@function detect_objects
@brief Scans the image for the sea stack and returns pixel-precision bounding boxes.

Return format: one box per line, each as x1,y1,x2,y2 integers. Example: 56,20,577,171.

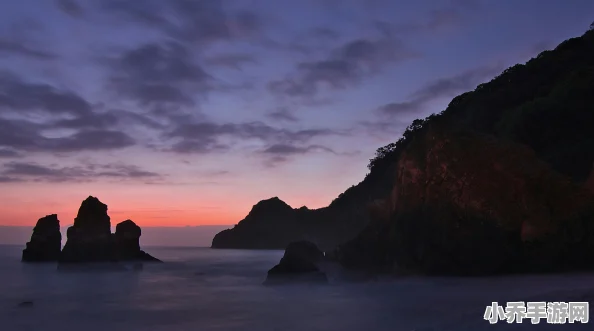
59,196,114,263
58,196,161,265
22,214,62,262
114,219,160,261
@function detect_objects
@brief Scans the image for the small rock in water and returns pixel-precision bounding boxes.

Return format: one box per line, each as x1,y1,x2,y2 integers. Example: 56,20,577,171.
18,301,33,308
264,240,328,285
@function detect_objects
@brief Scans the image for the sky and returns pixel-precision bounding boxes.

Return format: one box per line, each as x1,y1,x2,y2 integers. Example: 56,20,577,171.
0,0,593,229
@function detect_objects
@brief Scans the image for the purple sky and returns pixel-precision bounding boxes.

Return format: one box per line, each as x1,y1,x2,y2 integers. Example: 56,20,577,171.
0,0,592,227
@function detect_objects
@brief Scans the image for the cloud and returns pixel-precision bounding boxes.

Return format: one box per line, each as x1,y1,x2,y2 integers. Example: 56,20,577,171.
0,71,91,116
267,107,299,122
0,39,56,60
378,63,503,116
0,70,163,153
100,0,264,45
308,27,342,40
0,148,21,158
0,71,149,152
165,120,341,154
0,161,162,183
376,8,464,36
43,130,136,152
56,0,84,18
0,175,21,183
268,37,419,97
262,144,336,155
260,142,340,167
48,109,164,131
203,53,258,70
105,41,213,107
266,26,343,56
0,117,136,153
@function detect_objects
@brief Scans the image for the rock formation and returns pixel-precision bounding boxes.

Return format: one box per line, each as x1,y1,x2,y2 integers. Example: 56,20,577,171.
60,196,115,263
58,196,160,265
211,29,594,254
265,241,327,285
212,197,302,249
338,126,594,275
22,214,62,262
211,189,388,251
114,219,160,261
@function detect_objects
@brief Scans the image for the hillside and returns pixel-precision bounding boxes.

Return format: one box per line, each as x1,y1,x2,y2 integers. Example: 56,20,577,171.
212,29,594,252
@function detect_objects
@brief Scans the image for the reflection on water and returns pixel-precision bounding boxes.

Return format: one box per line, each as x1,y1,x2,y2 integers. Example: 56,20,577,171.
1,245,594,331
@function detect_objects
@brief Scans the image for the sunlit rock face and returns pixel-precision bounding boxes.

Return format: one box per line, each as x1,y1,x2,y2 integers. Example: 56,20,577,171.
22,214,62,262
338,125,594,276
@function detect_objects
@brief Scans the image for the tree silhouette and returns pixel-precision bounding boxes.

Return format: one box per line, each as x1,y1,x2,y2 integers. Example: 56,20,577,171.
367,29,594,183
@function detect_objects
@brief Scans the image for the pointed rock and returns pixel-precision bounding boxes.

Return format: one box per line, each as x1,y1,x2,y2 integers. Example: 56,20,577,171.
59,196,114,263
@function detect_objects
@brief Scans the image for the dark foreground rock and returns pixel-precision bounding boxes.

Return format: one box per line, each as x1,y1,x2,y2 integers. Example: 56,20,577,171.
114,219,161,262
57,196,161,266
60,196,113,263
338,125,594,276
17,301,34,308
264,241,328,285
22,214,62,262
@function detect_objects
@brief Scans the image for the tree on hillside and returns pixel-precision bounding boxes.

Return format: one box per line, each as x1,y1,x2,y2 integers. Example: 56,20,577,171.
590,21,594,30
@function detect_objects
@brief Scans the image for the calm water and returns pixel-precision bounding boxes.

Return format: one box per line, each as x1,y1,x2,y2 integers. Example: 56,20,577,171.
1,244,594,331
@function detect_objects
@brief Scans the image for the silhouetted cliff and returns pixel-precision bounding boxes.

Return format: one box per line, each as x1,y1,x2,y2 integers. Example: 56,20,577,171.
211,196,385,251
337,125,594,275
336,29,594,275
212,29,594,256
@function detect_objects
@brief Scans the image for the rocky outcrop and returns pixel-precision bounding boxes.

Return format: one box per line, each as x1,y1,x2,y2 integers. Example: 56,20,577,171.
265,241,327,285
114,219,160,261
338,126,594,275
60,196,115,263
211,190,389,251
58,196,160,265
22,214,62,262
212,30,594,254
212,197,302,249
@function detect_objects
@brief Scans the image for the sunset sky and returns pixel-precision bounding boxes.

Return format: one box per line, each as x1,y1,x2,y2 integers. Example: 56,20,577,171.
0,0,592,228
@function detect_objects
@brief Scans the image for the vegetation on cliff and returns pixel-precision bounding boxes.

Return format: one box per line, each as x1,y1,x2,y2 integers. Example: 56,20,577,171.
339,28,594,275
368,29,594,183
213,29,594,254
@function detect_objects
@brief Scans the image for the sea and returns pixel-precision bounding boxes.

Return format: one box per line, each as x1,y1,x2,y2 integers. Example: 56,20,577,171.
1,244,594,331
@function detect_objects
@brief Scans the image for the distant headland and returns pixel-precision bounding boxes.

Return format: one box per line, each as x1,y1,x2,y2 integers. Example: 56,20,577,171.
211,28,594,276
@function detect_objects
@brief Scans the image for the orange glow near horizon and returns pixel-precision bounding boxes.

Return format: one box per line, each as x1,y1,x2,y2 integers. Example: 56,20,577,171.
0,176,348,228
